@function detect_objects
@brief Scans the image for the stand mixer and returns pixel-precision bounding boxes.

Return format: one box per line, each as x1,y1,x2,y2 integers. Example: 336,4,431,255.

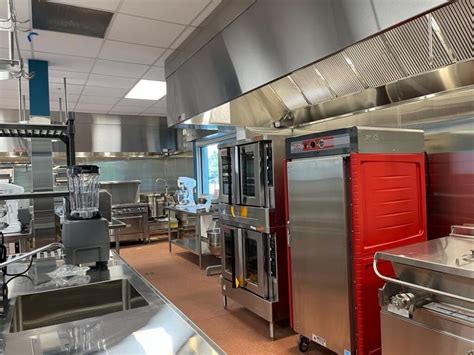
174,177,197,207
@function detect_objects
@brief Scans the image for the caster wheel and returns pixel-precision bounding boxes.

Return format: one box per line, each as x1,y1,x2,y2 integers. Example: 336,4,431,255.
298,335,310,353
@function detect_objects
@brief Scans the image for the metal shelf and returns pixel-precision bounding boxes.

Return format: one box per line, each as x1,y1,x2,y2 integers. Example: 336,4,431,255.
0,191,69,200
171,238,212,256
0,123,68,142
0,114,77,166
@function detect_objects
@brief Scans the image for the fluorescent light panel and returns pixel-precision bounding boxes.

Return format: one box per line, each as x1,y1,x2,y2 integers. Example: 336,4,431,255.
126,79,166,100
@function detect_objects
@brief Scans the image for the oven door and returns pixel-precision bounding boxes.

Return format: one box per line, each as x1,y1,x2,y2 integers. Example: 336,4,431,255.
221,224,237,284
241,229,268,298
218,147,232,204
239,143,265,207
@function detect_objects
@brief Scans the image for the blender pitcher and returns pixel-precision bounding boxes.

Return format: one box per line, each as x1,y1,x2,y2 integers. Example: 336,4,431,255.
67,165,101,219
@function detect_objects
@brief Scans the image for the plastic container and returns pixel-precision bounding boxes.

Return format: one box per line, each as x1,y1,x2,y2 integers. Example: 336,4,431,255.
67,165,101,219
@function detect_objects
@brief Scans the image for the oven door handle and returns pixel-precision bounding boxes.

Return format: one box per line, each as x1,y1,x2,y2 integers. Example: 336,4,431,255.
231,228,237,288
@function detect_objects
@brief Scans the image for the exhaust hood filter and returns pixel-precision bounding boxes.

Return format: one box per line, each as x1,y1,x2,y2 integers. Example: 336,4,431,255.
343,36,407,88
384,15,452,76
32,0,113,38
270,77,309,111
432,0,473,61
290,66,334,105
314,53,366,97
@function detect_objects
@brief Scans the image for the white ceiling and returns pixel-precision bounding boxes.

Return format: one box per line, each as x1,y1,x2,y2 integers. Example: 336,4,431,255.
0,0,221,116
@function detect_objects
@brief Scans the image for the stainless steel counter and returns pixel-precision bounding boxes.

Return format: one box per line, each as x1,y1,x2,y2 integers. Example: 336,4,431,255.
0,252,224,354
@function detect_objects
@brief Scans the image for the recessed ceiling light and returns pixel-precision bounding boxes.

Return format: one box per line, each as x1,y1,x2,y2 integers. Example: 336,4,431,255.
126,80,166,100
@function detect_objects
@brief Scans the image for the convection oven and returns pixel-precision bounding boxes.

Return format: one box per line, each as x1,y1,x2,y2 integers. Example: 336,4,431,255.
219,140,275,208
218,135,289,339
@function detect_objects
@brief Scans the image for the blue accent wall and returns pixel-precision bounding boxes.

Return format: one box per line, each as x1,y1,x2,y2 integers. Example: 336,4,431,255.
28,59,50,116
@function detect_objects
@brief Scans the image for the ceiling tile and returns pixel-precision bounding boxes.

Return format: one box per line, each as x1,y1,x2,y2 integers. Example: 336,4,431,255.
117,98,155,108
153,96,167,108
120,0,209,25
192,0,222,26
0,90,22,100
108,14,185,48
75,103,115,113
92,59,149,78
82,85,128,97
0,79,29,91
86,74,138,89
154,49,174,66
109,105,144,115
46,0,121,12
0,0,30,26
78,95,120,105
170,27,195,49
0,98,29,109
28,30,103,58
99,40,166,65
142,67,165,81
49,83,83,96
0,31,31,52
143,106,167,116
31,52,95,72
49,70,89,86
48,93,79,106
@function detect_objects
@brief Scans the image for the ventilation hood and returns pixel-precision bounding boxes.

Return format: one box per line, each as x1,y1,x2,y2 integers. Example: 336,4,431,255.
167,0,472,129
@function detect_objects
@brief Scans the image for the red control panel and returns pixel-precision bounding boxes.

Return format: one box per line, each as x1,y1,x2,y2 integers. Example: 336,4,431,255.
302,136,335,151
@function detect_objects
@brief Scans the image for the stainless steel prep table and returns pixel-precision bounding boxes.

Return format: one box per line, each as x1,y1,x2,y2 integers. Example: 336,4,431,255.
0,251,224,354
108,218,129,254
166,205,220,275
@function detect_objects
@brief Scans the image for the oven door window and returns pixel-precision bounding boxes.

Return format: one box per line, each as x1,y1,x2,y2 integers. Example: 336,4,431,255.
245,238,259,284
222,155,231,196
241,151,256,197
222,227,235,282
242,230,267,298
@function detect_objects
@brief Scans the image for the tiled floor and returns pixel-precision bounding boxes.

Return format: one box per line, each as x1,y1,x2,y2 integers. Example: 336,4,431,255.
121,240,331,354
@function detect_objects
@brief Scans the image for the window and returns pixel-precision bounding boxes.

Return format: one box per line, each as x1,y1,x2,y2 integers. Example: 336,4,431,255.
200,143,219,199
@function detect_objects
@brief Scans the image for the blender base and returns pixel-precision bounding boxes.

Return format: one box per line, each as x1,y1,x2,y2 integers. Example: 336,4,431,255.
62,218,110,266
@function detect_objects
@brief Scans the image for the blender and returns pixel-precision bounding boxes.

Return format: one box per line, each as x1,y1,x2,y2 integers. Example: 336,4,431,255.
62,165,110,267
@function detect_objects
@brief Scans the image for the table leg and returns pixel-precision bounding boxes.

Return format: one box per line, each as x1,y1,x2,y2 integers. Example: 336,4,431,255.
167,210,172,253
197,216,202,269
114,229,120,254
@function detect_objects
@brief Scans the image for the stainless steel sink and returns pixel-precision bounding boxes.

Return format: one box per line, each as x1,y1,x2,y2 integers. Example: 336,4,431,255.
10,279,148,333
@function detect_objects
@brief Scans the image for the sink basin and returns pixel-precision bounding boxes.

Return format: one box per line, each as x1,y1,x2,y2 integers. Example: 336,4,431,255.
10,279,148,332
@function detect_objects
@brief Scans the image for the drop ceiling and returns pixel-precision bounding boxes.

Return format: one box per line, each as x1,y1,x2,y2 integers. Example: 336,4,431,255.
0,0,221,116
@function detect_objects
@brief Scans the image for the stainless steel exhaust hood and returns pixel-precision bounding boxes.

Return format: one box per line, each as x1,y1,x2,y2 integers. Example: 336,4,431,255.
166,0,472,129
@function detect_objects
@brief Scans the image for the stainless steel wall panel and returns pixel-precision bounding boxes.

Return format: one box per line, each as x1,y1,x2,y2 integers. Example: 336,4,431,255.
287,156,352,354
29,117,56,248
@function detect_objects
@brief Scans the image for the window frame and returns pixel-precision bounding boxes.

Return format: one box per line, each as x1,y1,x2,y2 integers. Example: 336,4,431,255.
195,133,235,201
